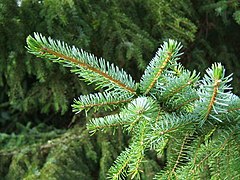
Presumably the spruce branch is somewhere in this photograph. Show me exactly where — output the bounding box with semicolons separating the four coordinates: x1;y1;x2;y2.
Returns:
154;133;195;180
194;63;233;125
164;87;199;112
221;94;240;121
107;147;132;180
108;121;149;180
87;97;159;134
87;113;131;134
188;126;239;178
140;39;183;95
169;134;191;178
147;114;195;150
26;33;240;179
127;121;149;179
26;33;137;94
156;70;199;101
72;91;133;113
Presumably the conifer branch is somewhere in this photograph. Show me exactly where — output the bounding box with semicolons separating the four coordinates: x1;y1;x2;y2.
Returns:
128;122;148;179
108;122;149;180
26;33;137;94
169;134;189;177
87;113;131;134
154;70;199;112
159;71;199;100
72;91;133;113
140;39;183;95
108;147;133;180
191;127;237;175
222;94;240;121
147;114;195;149
204;79;221;120
145;52;172;94
227;94;240;112
194;63;233;124
154;133;195;180
25;34;240;179
174;98;198;111
87;97;159;134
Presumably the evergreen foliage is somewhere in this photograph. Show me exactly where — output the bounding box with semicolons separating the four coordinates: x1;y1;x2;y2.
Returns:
1;1;240;179
26;33;240;179
0;125;97;180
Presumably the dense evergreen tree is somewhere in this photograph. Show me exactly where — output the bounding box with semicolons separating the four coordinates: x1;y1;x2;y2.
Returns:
0;0;239;179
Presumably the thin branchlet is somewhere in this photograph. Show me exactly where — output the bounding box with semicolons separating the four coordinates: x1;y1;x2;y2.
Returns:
204;80;221;120
144;52;173;95
41;47;137;95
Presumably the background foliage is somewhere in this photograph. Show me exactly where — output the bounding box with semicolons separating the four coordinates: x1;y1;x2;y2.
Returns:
0;0;239;179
